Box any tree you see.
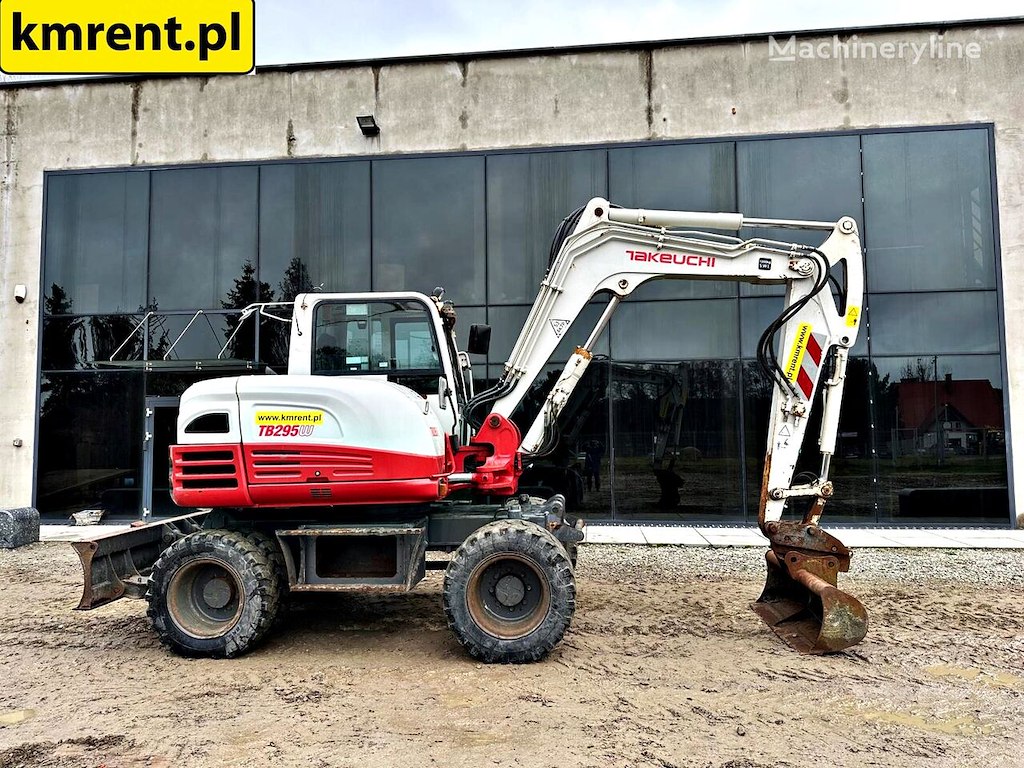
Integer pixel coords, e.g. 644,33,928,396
278,257,315,304
221,261,274,361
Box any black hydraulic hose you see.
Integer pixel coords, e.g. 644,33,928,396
462,375,516,431
546,205,587,269
756,248,831,394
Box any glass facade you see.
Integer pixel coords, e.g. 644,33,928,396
38,125,1009,525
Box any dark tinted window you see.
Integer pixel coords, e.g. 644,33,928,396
869,292,1000,356
372,157,486,303
37,372,144,516
148,167,258,311
611,299,739,360
43,172,149,314
41,315,144,370
486,150,607,304
148,312,243,362
185,413,230,433
259,162,371,301
863,129,996,292
611,361,741,519
871,354,1007,524
737,135,862,297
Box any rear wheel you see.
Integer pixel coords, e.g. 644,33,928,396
148,530,280,658
443,520,575,663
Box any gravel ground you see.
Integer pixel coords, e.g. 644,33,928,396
580,545,1024,588
1,541,1022,768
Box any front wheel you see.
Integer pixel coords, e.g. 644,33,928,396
147,530,281,658
443,520,575,663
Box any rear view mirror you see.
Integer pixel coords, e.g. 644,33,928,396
467,324,491,356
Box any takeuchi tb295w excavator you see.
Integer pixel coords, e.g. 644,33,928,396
74,198,868,661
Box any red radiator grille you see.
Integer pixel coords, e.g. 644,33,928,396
246,448,375,482
172,445,241,490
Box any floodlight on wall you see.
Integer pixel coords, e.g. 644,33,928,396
356,115,380,136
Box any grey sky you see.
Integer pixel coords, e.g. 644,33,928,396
254,0,1022,65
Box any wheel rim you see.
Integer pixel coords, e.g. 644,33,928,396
167,558,244,639
466,552,551,640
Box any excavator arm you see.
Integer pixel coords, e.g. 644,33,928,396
462,197,868,653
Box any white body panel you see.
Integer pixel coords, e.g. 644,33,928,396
177,376,446,460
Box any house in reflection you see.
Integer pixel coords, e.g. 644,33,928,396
896,374,1005,456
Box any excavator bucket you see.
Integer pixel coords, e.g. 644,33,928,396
751,522,868,654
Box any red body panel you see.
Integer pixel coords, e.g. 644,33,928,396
170,442,449,508
169,413,524,509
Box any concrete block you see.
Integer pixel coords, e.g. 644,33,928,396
0,507,39,549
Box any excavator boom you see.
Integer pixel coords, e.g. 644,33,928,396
467,197,868,653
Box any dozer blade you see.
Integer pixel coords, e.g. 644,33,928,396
751,522,868,654
72,511,208,610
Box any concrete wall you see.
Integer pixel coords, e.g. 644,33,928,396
2,22,1022,513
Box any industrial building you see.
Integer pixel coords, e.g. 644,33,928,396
1,17,1020,525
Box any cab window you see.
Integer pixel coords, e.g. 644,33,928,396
312,299,442,393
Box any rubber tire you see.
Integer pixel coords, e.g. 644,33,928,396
244,530,286,583
148,529,280,658
443,519,576,663
244,530,289,626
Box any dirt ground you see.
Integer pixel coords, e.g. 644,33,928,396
1,542,1022,768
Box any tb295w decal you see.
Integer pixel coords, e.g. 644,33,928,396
254,410,324,438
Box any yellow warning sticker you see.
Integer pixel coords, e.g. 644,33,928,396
846,306,860,328
784,323,812,382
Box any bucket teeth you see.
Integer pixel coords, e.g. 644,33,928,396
752,523,868,654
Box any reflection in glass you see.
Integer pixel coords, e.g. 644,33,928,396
148,166,258,311
507,363,610,514
372,157,486,303
869,292,1000,356
41,315,144,370
37,372,144,517
863,129,996,292
259,162,371,301
872,355,1008,523
487,151,607,304
43,172,149,315
611,361,741,519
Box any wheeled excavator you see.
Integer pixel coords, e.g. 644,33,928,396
73,198,868,661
